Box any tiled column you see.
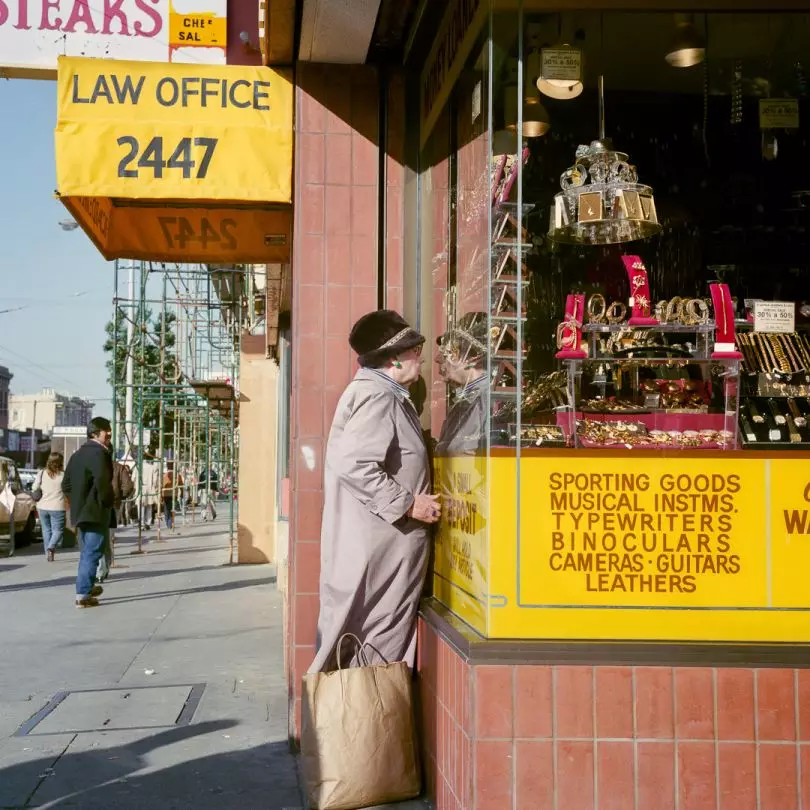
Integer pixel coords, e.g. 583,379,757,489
385,73,405,313
288,63,410,740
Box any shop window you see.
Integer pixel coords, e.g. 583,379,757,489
416,6,810,642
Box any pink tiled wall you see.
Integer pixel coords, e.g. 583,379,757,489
418,617,810,810
287,63,409,740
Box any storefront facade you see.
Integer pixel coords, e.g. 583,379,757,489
287,1,810,807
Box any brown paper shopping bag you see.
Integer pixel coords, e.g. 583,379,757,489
300,634,421,810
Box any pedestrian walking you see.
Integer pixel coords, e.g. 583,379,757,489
34,452,67,562
62,417,114,609
116,456,135,527
198,467,218,521
134,453,160,530
97,457,135,582
309,310,441,674
161,462,182,530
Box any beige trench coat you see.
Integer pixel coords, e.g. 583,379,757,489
309,368,431,673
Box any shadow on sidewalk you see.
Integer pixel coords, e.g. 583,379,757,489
101,576,277,605
0,721,302,809
0,565,267,595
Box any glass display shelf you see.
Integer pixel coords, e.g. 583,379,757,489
560,357,740,450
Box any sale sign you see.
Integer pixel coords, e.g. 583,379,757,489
0,0,227,76
55,57,293,262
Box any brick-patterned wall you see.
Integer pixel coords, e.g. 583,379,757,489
419,617,810,810
287,64,408,740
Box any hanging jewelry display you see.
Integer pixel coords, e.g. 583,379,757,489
548,77,661,245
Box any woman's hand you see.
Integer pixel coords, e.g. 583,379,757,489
409,493,442,524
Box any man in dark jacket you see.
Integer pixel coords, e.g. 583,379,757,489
62,417,114,608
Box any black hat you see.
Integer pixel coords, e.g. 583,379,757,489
350,310,425,367
437,312,489,363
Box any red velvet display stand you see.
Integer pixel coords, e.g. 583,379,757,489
709,282,743,359
622,255,659,326
555,294,587,359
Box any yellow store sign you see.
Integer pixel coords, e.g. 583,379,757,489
434,453,810,642
55,56,293,263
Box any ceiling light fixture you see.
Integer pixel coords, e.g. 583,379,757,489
665,14,705,68
504,58,551,138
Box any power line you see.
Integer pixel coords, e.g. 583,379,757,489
0,342,82,390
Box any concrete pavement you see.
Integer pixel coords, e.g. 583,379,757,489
0,518,302,809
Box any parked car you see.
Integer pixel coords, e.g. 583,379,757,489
0,456,38,548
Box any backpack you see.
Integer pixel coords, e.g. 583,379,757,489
118,463,135,499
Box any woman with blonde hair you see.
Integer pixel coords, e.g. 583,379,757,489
34,452,66,562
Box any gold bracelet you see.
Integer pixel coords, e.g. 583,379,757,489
684,299,710,325
665,297,683,324
752,334,770,372
784,335,803,372
606,301,627,325
587,294,607,324
769,335,791,373
760,334,780,371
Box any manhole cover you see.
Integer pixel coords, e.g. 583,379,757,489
16,684,205,736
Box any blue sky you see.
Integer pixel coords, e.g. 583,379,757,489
0,78,113,410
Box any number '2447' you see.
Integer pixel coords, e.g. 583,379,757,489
117,136,218,180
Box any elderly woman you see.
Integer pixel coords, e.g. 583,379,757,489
435,311,489,457
310,310,441,673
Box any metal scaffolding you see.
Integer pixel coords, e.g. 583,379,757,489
110,260,259,560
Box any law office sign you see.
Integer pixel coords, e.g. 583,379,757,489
0,0,227,78
56,56,293,263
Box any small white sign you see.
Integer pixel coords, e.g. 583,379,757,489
760,99,799,130
541,47,582,82
52,426,87,436
754,301,795,333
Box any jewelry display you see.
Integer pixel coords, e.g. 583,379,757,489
767,398,786,425
555,294,587,359
709,282,743,358
683,299,710,325
581,398,650,414
786,414,803,443
622,255,659,325
606,301,627,324
664,297,684,324
787,398,807,428
748,400,764,424
738,332,810,376
587,294,607,324
510,424,567,447
578,419,733,450
740,414,757,442
740,394,810,448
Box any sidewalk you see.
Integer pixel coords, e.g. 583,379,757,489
0,518,303,809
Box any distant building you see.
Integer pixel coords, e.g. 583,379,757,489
9,388,94,434
0,366,11,430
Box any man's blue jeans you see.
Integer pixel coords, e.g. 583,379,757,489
40,510,66,552
76,524,108,597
